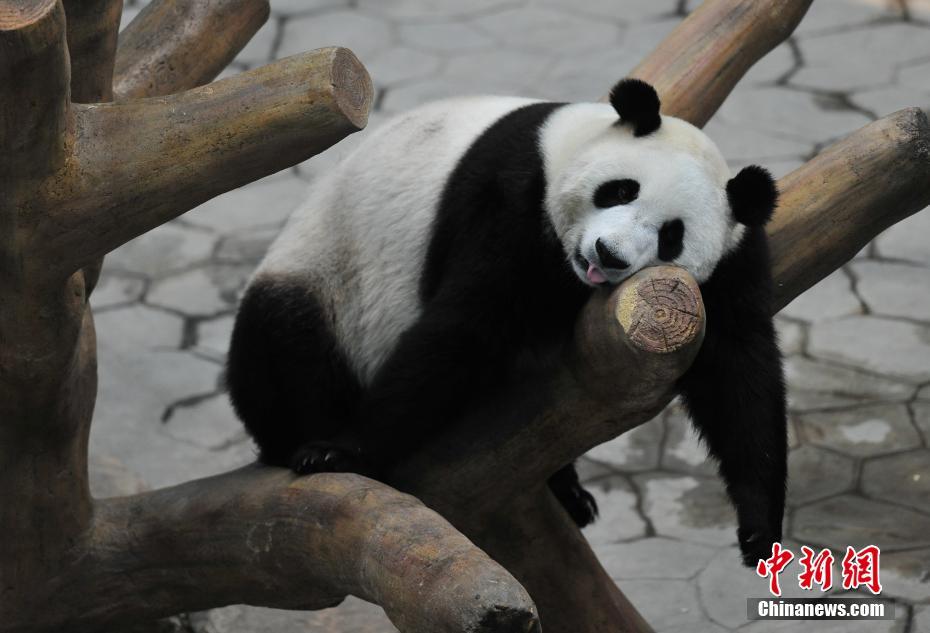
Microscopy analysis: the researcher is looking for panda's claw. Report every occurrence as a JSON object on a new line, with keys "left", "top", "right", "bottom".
{"left": 290, "top": 441, "right": 365, "bottom": 475}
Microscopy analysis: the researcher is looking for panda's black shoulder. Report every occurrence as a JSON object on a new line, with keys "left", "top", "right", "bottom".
{"left": 420, "top": 101, "right": 568, "bottom": 302}
{"left": 702, "top": 226, "right": 774, "bottom": 317}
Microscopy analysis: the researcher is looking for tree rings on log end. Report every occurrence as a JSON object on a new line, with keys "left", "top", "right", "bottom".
{"left": 615, "top": 268, "right": 703, "bottom": 354}
{"left": 331, "top": 47, "right": 373, "bottom": 131}
{"left": 0, "top": 0, "right": 57, "bottom": 31}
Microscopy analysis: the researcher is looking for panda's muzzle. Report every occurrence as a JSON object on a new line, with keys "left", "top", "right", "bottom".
{"left": 594, "top": 238, "right": 630, "bottom": 271}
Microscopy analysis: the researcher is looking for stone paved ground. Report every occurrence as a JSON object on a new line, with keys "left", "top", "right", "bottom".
{"left": 94, "top": 0, "right": 930, "bottom": 631}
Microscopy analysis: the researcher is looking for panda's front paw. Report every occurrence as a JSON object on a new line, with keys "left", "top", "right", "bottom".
{"left": 738, "top": 524, "right": 781, "bottom": 567}
{"left": 290, "top": 440, "right": 372, "bottom": 476}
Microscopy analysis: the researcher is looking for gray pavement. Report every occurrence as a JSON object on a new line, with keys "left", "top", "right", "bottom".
{"left": 94, "top": 0, "right": 930, "bottom": 631}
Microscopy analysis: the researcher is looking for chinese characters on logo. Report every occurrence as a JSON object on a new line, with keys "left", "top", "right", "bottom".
{"left": 755, "top": 543, "right": 881, "bottom": 597}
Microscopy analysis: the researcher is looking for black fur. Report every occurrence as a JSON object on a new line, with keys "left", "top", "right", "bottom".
{"left": 727, "top": 165, "right": 778, "bottom": 227}
{"left": 226, "top": 280, "right": 363, "bottom": 467}
{"left": 609, "top": 78, "right": 662, "bottom": 137}
{"left": 678, "top": 226, "right": 787, "bottom": 566}
{"left": 658, "top": 218, "right": 684, "bottom": 261}
{"left": 226, "top": 102, "right": 787, "bottom": 558}
{"left": 593, "top": 178, "right": 640, "bottom": 208}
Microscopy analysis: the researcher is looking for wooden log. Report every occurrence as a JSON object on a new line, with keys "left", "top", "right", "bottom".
{"left": 114, "top": 0, "right": 270, "bottom": 100}
{"left": 0, "top": 0, "right": 70, "bottom": 175}
{"left": 391, "top": 266, "right": 705, "bottom": 633}
{"left": 627, "top": 0, "right": 812, "bottom": 127}
{"left": 15, "top": 468, "right": 538, "bottom": 633}
{"left": 37, "top": 47, "right": 372, "bottom": 279}
{"left": 769, "top": 107, "right": 930, "bottom": 310}
{"left": 63, "top": 0, "right": 122, "bottom": 103}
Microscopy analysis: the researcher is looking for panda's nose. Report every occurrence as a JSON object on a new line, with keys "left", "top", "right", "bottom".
{"left": 595, "top": 238, "right": 630, "bottom": 270}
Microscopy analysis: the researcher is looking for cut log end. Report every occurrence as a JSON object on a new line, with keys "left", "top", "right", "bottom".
{"left": 0, "top": 0, "right": 56, "bottom": 30}
{"left": 615, "top": 267, "right": 703, "bottom": 354}
{"left": 330, "top": 47, "right": 374, "bottom": 130}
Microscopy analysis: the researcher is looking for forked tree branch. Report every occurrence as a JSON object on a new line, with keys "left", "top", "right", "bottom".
{"left": 37, "top": 47, "right": 372, "bottom": 279}
{"left": 114, "top": 0, "right": 270, "bottom": 99}
{"left": 32, "top": 469, "right": 538, "bottom": 633}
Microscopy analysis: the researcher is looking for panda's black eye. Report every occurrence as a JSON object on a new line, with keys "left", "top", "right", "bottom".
{"left": 593, "top": 179, "right": 640, "bottom": 208}
{"left": 658, "top": 219, "right": 684, "bottom": 261}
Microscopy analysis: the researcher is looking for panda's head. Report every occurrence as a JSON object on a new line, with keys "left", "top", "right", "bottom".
{"left": 542, "top": 79, "right": 778, "bottom": 287}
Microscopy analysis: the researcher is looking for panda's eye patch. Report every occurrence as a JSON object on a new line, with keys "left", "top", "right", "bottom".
{"left": 593, "top": 179, "right": 640, "bottom": 208}
{"left": 658, "top": 219, "right": 684, "bottom": 261}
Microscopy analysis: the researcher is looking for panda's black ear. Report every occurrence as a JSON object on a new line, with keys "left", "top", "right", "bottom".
{"left": 727, "top": 165, "right": 778, "bottom": 227}
{"left": 609, "top": 78, "right": 661, "bottom": 137}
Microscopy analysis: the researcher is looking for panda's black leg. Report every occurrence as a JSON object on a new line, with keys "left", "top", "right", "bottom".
{"left": 678, "top": 286, "right": 787, "bottom": 566}
{"left": 226, "top": 278, "right": 363, "bottom": 472}
{"left": 548, "top": 462, "right": 599, "bottom": 527}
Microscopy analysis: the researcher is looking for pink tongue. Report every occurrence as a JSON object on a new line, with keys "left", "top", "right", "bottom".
{"left": 587, "top": 264, "right": 608, "bottom": 284}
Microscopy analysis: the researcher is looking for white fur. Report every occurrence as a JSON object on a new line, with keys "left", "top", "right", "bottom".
{"left": 540, "top": 103, "right": 742, "bottom": 285}
{"left": 256, "top": 96, "right": 538, "bottom": 383}
{"left": 254, "top": 96, "right": 743, "bottom": 381}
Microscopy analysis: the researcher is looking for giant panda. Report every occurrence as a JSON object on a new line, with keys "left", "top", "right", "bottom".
{"left": 227, "top": 79, "right": 786, "bottom": 567}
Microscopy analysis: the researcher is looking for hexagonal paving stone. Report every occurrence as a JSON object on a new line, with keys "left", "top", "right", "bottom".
{"left": 875, "top": 208, "right": 930, "bottom": 266}
{"left": 585, "top": 417, "right": 663, "bottom": 472}
{"left": 442, "top": 48, "right": 555, "bottom": 96}
{"left": 531, "top": 0, "right": 679, "bottom": 22}
{"left": 147, "top": 268, "right": 230, "bottom": 316}
{"left": 195, "top": 315, "right": 235, "bottom": 362}
{"left": 581, "top": 475, "right": 648, "bottom": 544}
{"left": 850, "top": 260, "right": 930, "bottom": 322}
{"left": 787, "top": 444, "right": 857, "bottom": 506}
{"left": 270, "top": 0, "right": 351, "bottom": 16}
{"left": 715, "top": 86, "right": 871, "bottom": 145}
{"left": 898, "top": 58, "right": 930, "bottom": 96}
{"left": 775, "top": 317, "right": 805, "bottom": 356}
{"left": 597, "top": 537, "right": 717, "bottom": 581}
{"left": 539, "top": 19, "right": 681, "bottom": 103}
{"left": 215, "top": 226, "right": 281, "bottom": 265}
{"left": 363, "top": 46, "right": 443, "bottom": 86}
{"left": 780, "top": 269, "right": 863, "bottom": 322}
{"left": 915, "top": 605, "right": 930, "bottom": 633}
{"left": 794, "top": 0, "right": 900, "bottom": 36}
{"left": 793, "top": 23, "right": 929, "bottom": 92}
{"left": 398, "top": 21, "right": 494, "bottom": 52}
{"left": 277, "top": 11, "right": 393, "bottom": 65}
{"left": 876, "top": 547, "right": 930, "bottom": 602}
{"left": 740, "top": 40, "right": 797, "bottom": 86}
{"left": 697, "top": 545, "right": 837, "bottom": 630}
{"left": 797, "top": 403, "right": 921, "bottom": 457}
{"left": 861, "top": 449, "right": 930, "bottom": 513}
{"left": 193, "top": 598, "right": 396, "bottom": 633}
{"left": 661, "top": 405, "right": 717, "bottom": 477}
{"left": 851, "top": 85, "right": 930, "bottom": 119}
{"left": 703, "top": 118, "right": 812, "bottom": 161}
{"left": 615, "top": 578, "right": 704, "bottom": 631}
{"left": 233, "top": 16, "right": 277, "bottom": 67}
{"left": 105, "top": 223, "right": 215, "bottom": 278}
{"left": 185, "top": 172, "right": 307, "bottom": 233}
{"left": 357, "top": 0, "right": 518, "bottom": 21}
{"left": 163, "top": 393, "right": 247, "bottom": 450}
{"left": 808, "top": 315, "right": 930, "bottom": 382}
{"left": 634, "top": 473, "right": 737, "bottom": 548}
{"left": 784, "top": 356, "right": 915, "bottom": 405}
{"left": 91, "top": 273, "right": 146, "bottom": 310}
{"left": 471, "top": 6, "right": 622, "bottom": 54}
{"left": 913, "top": 402, "right": 930, "bottom": 445}
{"left": 792, "top": 494, "right": 930, "bottom": 552}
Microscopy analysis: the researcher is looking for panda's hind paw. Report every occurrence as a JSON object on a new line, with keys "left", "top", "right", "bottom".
{"left": 290, "top": 440, "right": 369, "bottom": 476}
{"left": 737, "top": 524, "right": 781, "bottom": 568}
